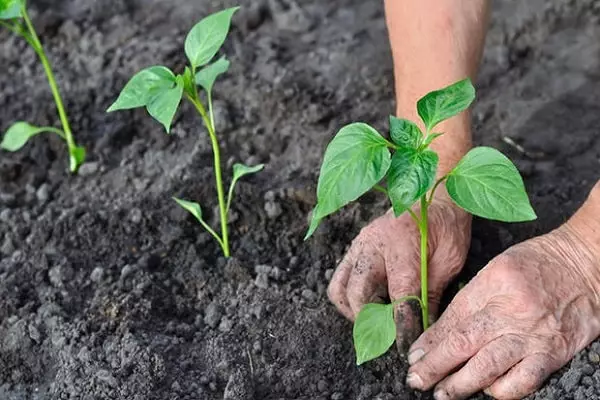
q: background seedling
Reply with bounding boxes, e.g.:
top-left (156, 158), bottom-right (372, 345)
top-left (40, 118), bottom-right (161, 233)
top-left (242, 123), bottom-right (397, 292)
top-left (107, 7), bottom-right (263, 257)
top-left (0, 0), bottom-right (85, 172)
top-left (306, 79), bottom-right (536, 365)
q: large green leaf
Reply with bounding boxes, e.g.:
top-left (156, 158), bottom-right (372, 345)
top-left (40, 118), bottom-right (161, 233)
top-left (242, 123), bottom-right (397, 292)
top-left (446, 147), bottom-right (537, 222)
top-left (0, 0), bottom-right (21, 19)
top-left (107, 66), bottom-right (176, 112)
top-left (305, 123), bottom-right (391, 239)
top-left (387, 148), bottom-right (438, 216)
top-left (1, 122), bottom-right (62, 151)
top-left (146, 76), bottom-right (184, 133)
top-left (195, 56), bottom-right (230, 95)
top-left (227, 163), bottom-right (264, 212)
top-left (353, 303), bottom-right (396, 365)
top-left (184, 7), bottom-right (239, 69)
top-left (389, 116), bottom-right (422, 149)
top-left (417, 79), bottom-right (476, 131)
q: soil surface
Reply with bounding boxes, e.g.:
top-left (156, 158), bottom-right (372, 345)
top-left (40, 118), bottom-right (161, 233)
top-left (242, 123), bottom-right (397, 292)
top-left (1, 0), bottom-right (600, 399)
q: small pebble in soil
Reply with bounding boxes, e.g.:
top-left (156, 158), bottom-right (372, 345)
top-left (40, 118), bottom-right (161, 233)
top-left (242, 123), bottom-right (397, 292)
top-left (204, 302), bottom-right (223, 329)
top-left (218, 317), bottom-right (233, 333)
top-left (78, 162), bottom-right (99, 176)
top-left (325, 269), bottom-right (334, 281)
top-left (36, 183), bottom-right (49, 203)
top-left (90, 267), bottom-right (104, 282)
top-left (317, 380), bottom-right (328, 392)
top-left (559, 368), bottom-right (582, 392)
top-left (120, 264), bottom-right (135, 279)
top-left (588, 351), bottom-right (600, 363)
top-left (129, 208), bottom-right (142, 224)
top-left (331, 392), bottom-right (344, 400)
top-left (255, 273), bottom-right (269, 289)
top-left (264, 200), bottom-right (282, 219)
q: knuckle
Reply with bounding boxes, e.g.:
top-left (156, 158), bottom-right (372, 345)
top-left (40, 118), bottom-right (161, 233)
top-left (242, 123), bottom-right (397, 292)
top-left (445, 331), bottom-right (473, 355)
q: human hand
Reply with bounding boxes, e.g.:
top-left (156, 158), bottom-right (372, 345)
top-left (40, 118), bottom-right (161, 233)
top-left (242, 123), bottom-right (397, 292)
top-left (406, 218), bottom-right (600, 399)
top-left (327, 191), bottom-right (471, 352)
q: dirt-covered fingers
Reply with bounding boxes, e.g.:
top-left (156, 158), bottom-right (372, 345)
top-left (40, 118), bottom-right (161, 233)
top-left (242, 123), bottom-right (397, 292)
top-left (407, 310), bottom-right (496, 391)
top-left (387, 262), bottom-right (421, 353)
top-left (327, 245), bottom-right (358, 320)
top-left (432, 335), bottom-right (525, 400)
top-left (345, 250), bottom-right (388, 318)
top-left (484, 354), bottom-right (561, 400)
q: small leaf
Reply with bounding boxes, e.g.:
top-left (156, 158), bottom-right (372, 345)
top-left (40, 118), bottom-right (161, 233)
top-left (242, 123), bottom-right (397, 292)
top-left (184, 7), bottom-right (239, 69)
top-left (417, 79), bottom-right (476, 131)
top-left (446, 147), bottom-right (537, 222)
top-left (227, 163), bottom-right (264, 212)
top-left (107, 66), bottom-right (176, 112)
top-left (387, 148), bottom-right (438, 216)
top-left (0, 0), bottom-right (21, 19)
top-left (389, 116), bottom-right (422, 149)
top-left (146, 76), bottom-right (184, 133)
top-left (173, 197), bottom-right (203, 222)
top-left (195, 56), bottom-right (230, 95)
top-left (182, 66), bottom-right (196, 97)
top-left (422, 132), bottom-right (444, 147)
top-left (1, 122), bottom-right (59, 151)
top-left (353, 303), bottom-right (396, 365)
top-left (305, 123), bottom-right (391, 239)
top-left (69, 145), bottom-right (86, 173)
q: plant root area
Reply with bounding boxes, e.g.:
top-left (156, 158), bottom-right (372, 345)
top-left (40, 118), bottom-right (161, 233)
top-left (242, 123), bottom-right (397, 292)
top-left (1, 0), bottom-right (600, 399)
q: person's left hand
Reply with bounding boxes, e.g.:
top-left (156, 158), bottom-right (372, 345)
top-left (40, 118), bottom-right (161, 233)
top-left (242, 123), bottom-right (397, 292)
top-left (405, 221), bottom-right (600, 400)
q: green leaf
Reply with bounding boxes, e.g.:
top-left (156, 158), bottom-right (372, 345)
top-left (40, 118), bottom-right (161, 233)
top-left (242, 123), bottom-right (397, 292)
top-left (146, 76), bottom-right (184, 133)
top-left (422, 132), bottom-right (444, 147)
top-left (184, 7), bottom-right (239, 69)
top-left (182, 66), bottom-right (196, 97)
top-left (446, 147), bottom-right (537, 222)
top-left (0, 0), bottom-right (21, 19)
top-left (306, 123), bottom-right (391, 239)
top-left (195, 56), bottom-right (230, 95)
top-left (69, 146), bottom-right (86, 173)
top-left (417, 78), bottom-right (476, 131)
top-left (1, 122), bottom-right (61, 151)
top-left (107, 66), bottom-right (176, 112)
top-left (173, 197), bottom-right (203, 222)
top-left (353, 303), bottom-right (396, 365)
top-left (227, 163), bottom-right (264, 212)
top-left (387, 148), bottom-right (438, 216)
top-left (389, 116), bottom-right (422, 149)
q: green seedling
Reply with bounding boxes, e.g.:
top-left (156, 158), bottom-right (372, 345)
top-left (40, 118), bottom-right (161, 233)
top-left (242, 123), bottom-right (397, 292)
top-left (0, 0), bottom-right (85, 172)
top-left (305, 79), bottom-right (536, 365)
top-left (107, 7), bottom-right (263, 257)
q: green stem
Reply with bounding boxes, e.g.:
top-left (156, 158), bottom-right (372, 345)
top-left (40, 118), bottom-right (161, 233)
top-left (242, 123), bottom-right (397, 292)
top-left (373, 184), bottom-right (388, 194)
top-left (427, 176), bottom-right (447, 205)
top-left (187, 93), bottom-right (230, 257)
top-left (419, 196), bottom-right (429, 330)
top-left (21, 6), bottom-right (79, 171)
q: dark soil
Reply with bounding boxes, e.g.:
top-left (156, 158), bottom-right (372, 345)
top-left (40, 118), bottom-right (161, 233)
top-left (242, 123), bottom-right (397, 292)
top-left (1, 0), bottom-right (600, 399)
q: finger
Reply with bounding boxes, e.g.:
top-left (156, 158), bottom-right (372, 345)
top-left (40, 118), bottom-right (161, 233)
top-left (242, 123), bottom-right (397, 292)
top-left (433, 334), bottom-right (525, 400)
top-left (327, 246), bottom-right (358, 320)
top-left (407, 310), bottom-right (497, 391)
top-left (484, 354), bottom-right (560, 400)
top-left (346, 250), bottom-right (387, 317)
top-left (387, 264), bottom-right (421, 356)
top-left (408, 286), bottom-right (474, 365)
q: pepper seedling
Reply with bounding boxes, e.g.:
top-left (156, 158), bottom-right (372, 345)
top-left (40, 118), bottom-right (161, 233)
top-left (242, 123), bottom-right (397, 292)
top-left (107, 7), bottom-right (263, 257)
top-left (0, 0), bottom-right (85, 173)
top-left (305, 79), bottom-right (536, 365)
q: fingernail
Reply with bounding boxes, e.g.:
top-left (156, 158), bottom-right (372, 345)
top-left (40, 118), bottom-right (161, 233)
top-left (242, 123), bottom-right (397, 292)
top-left (408, 348), bottom-right (425, 365)
top-left (406, 372), bottom-right (423, 389)
top-left (434, 388), bottom-right (450, 400)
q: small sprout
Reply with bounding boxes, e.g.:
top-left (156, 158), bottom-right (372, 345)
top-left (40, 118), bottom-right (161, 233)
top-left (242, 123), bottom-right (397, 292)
top-left (0, 0), bottom-right (85, 173)
top-left (108, 7), bottom-right (263, 257)
top-left (306, 78), bottom-right (536, 364)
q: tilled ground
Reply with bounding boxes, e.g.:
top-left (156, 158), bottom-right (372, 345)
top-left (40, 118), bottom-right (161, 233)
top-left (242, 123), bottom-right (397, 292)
top-left (1, 0), bottom-right (599, 399)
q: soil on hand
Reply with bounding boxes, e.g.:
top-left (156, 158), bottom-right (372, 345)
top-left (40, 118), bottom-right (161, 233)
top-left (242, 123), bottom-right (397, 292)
top-left (1, 0), bottom-right (600, 399)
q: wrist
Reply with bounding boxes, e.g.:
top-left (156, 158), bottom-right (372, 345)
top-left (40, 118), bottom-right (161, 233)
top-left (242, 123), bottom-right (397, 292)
top-left (562, 181), bottom-right (600, 300)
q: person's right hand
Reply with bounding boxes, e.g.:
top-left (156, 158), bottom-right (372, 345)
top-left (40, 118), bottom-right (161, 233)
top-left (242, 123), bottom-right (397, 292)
top-left (327, 192), bottom-right (472, 351)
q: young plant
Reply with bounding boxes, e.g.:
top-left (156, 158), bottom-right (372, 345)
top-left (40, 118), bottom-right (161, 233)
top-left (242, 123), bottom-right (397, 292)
top-left (0, 0), bottom-right (85, 172)
top-left (107, 7), bottom-right (263, 257)
top-left (305, 79), bottom-right (536, 365)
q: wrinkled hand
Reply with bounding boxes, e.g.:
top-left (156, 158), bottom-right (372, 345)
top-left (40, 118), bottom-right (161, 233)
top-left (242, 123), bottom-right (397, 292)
top-left (327, 194), bottom-right (471, 351)
top-left (407, 224), bottom-right (600, 400)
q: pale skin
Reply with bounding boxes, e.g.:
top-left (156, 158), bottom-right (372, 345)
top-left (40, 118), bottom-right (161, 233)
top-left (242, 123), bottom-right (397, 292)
top-left (327, 0), bottom-right (600, 399)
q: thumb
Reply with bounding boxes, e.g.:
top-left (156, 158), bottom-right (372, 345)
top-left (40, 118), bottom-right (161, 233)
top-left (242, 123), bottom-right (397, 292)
top-left (388, 274), bottom-right (422, 357)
